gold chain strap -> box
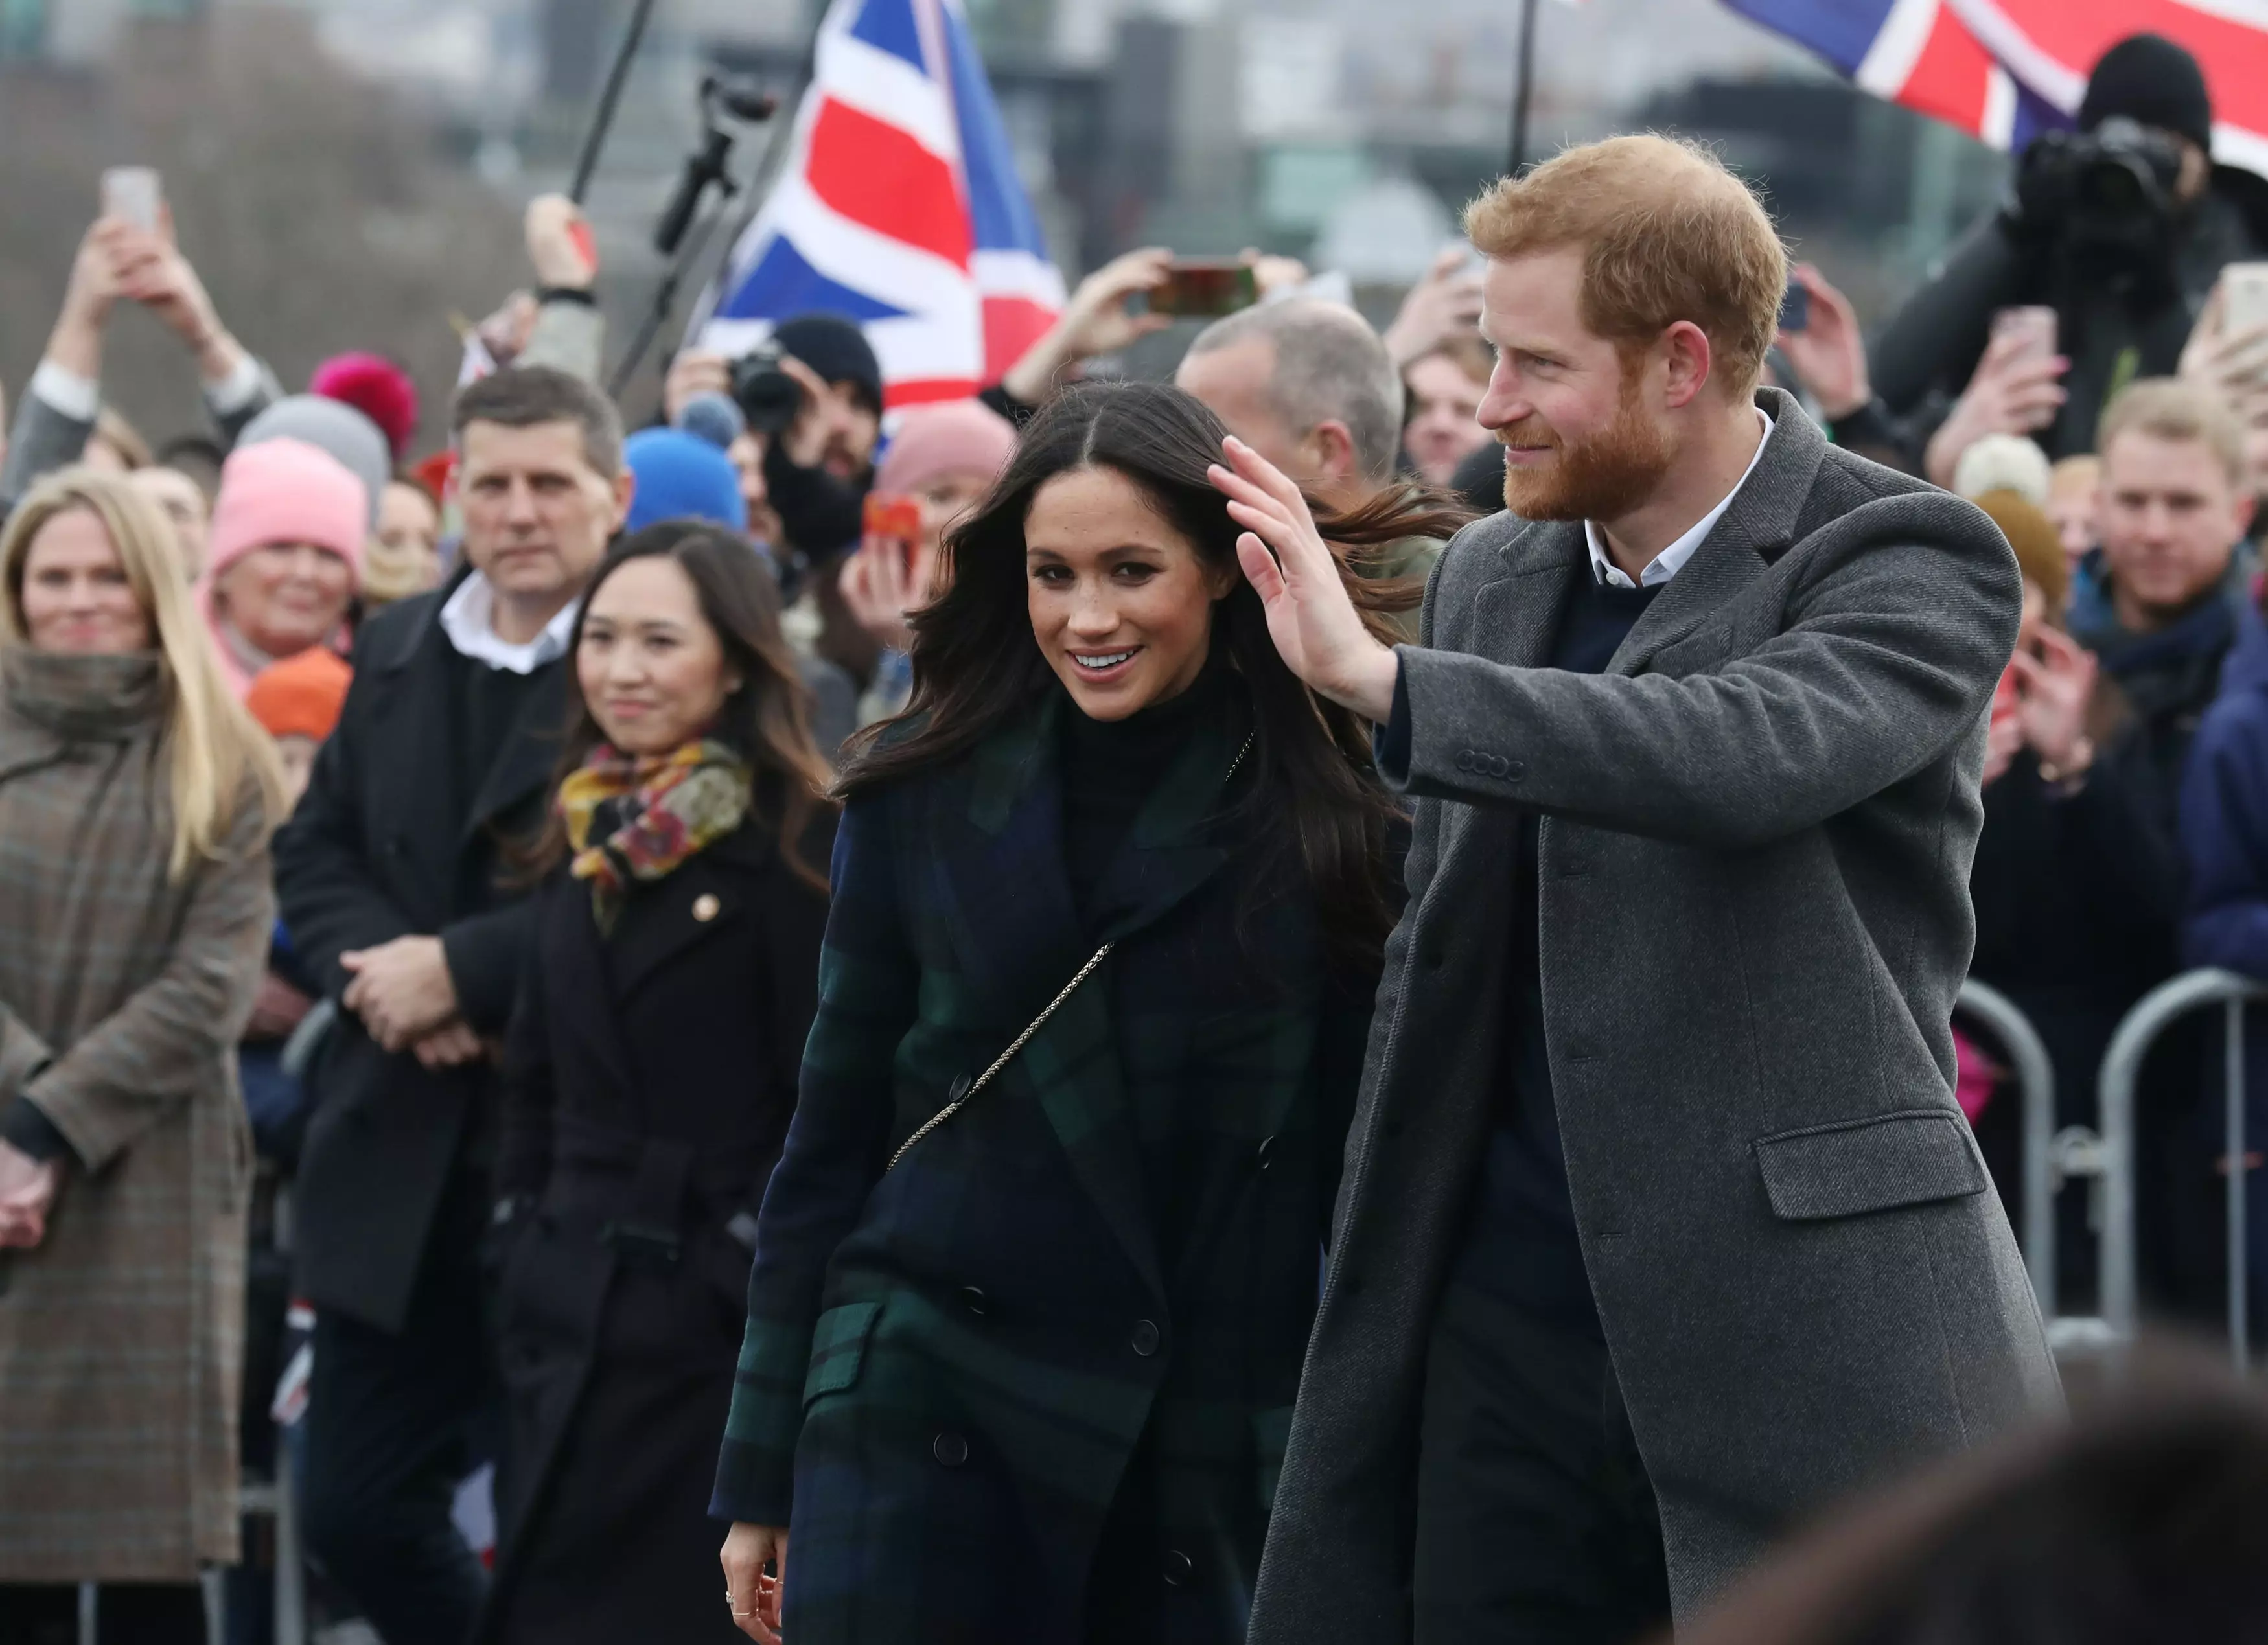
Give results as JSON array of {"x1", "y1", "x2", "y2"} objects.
[{"x1": 882, "y1": 729, "x2": 1256, "y2": 1176}]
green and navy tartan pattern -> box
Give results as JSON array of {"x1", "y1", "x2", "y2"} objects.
[{"x1": 712, "y1": 690, "x2": 1378, "y2": 1642}]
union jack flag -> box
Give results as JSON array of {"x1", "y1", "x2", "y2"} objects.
[
  {"x1": 693, "y1": 0, "x2": 1065, "y2": 409},
  {"x1": 1726, "y1": 0, "x2": 2268, "y2": 177}
]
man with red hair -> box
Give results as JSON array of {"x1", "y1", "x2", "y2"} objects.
[{"x1": 1222, "y1": 135, "x2": 2058, "y2": 1644}]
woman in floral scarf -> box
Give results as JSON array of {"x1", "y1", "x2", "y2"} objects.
[{"x1": 482, "y1": 522, "x2": 835, "y2": 1645}]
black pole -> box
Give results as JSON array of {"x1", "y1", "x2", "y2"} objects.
[
  {"x1": 1508, "y1": 0, "x2": 1540, "y2": 178},
  {"x1": 570, "y1": 0, "x2": 663, "y2": 204}
]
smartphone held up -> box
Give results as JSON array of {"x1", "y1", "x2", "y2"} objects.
[
  {"x1": 864, "y1": 494, "x2": 924, "y2": 575},
  {"x1": 101, "y1": 166, "x2": 162, "y2": 233},
  {"x1": 1145, "y1": 259, "x2": 1259, "y2": 320},
  {"x1": 1991, "y1": 305, "x2": 2059, "y2": 365}
]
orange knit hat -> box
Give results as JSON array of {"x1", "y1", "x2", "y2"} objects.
[{"x1": 246, "y1": 646, "x2": 353, "y2": 743}]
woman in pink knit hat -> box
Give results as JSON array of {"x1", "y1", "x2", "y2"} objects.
[{"x1": 198, "y1": 436, "x2": 366, "y2": 696}]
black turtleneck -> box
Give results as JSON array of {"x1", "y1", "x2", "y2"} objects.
[{"x1": 1057, "y1": 655, "x2": 1229, "y2": 932}]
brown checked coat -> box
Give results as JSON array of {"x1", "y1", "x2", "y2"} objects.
[{"x1": 0, "y1": 649, "x2": 273, "y2": 1583}]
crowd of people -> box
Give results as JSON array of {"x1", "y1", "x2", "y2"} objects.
[{"x1": 1, "y1": 26, "x2": 2267, "y2": 1645}]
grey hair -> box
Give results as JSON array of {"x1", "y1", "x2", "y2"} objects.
[{"x1": 1184, "y1": 298, "x2": 1406, "y2": 484}]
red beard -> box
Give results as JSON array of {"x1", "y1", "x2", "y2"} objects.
[{"x1": 1498, "y1": 380, "x2": 1674, "y2": 522}]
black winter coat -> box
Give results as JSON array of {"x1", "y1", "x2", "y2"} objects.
[
  {"x1": 480, "y1": 811, "x2": 833, "y2": 1645},
  {"x1": 275, "y1": 580, "x2": 567, "y2": 1333}
]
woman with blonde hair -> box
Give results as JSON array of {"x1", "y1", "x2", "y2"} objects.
[{"x1": 0, "y1": 468, "x2": 284, "y2": 1641}]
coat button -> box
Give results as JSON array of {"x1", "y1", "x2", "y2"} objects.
[
  {"x1": 1161, "y1": 1548, "x2": 1192, "y2": 1586},
  {"x1": 1505, "y1": 759, "x2": 1525, "y2": 781},
  {"x1": 692, "y1": 893, "x2": 721, "y2": 922},
  {"x1": 1454, "y1": 749, "x2": 1474, "y2": 772},
  {"x1": 1255, "y1": 1135, "x2": 1274, "y2": 1172},
  {"x1": 932, "y1": 1432, "x2": 968, "y2": 1467},
  {"x1": 961, "y1": 1285, "x2": 988, "y2": 1318},
  {"x1": 1130, "y1": 1320, "x2": 1161, "y2": 1357},
  {"x1": 948, "y1": 1072, "x2": 973, "y2": 1103}
]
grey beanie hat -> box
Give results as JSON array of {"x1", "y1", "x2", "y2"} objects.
[{"x1": 238, "y1": 395, "x2": 390, "y2": 531}]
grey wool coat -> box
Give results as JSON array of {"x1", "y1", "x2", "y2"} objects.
[
  {"x1": 1249, "y1": 390, "x2": 2061, "y2": 1639},
  {"x1": 0, "y1": 650, "x2": 273, "y2": 1582}
]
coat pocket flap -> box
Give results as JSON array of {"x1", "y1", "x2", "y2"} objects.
[
  {"x1": 1753, "y1": 1110, "x2": 1985, "y2": 1221},
  {"x1": 802, "y1": 1300, "x2": 883, "y2": 1405}
]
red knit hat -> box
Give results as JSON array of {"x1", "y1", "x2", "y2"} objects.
[
  {"x1": 245, "y1": 645, "x2": 353, "y2": 743},
  {"x1": 310, "y1": 353, "x2": 421, "y2": 461}
]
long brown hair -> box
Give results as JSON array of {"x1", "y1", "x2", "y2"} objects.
[
  {"x1": 524, "y1": 522, "x2": 835, "y2": 891},
  {"x1": 841, "y1": 379, "x2": 1472, "y2": 958}
]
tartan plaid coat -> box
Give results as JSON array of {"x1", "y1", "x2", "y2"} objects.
[{"x1": 713, "y1": 687, "x2": 1381, "y2": 1644}]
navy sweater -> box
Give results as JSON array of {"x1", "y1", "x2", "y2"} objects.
[{"x1": 1450, "y1": 570, "x2": 1661, "y2": 1333}]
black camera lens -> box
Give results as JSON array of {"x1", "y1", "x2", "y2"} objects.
[{"x1": 730, "y1": 340, "x2": 805, "y2": 435}]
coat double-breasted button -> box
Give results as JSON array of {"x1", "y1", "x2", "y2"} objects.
[
  {"x1": 932, "y1": 1432, "x2": 969, "y2": 1467},
  {"x1": 1255, "y1": 1135, "x2": 1275, "y2": 1172},
  {"x1": 947, "y1": 1072, "x2": 973, "y2": 1103},
  {"x1": 1161, "y1": 1549, "x2": 1193, "y2": 1586},
  {"x1": 1129, "y1": 1319, "x2": 1161, "y2": 1357},
  {"x1": 692, "y1": 893, "x2": 721, "y2": 922},
  {"x1": 961, "y1": 1285, "x2": 989, "y2": 1318}
]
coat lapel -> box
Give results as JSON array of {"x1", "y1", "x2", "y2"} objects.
[
  {"x1": 548, "y1": 877, "x2": 640, "y2": 1109},
  {"x1": 1607, "y1": 389, "x2": 1827, "y2": 679},
  {"x1": 363, "y1": 605, "x2": 471, "y2": 925},
  {"x1": 1428, "y1": 520, "x2": 1584, "y2": 889},
  {"x1": 605, "y1": 829, "x2": 770, "y2": 1004}
]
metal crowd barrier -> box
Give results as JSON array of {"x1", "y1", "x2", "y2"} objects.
[
  {"x1": 2096, "y1": 967, "x2": 2262, "y2": 1372},
  {"x1": 1954, "y1": 980, "x2": 2061, "y2": 1315},
  {"x1": 1965, "y1": 968, "x2": 2261, "y2": 1371}
]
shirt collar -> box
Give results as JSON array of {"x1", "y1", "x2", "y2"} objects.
[
  {"x1": 1584, "y1": 408, "x2": 1775, "y2": 591},
  {"x1": 438, "y1": 571, "x2": 580, "y2": 674}
]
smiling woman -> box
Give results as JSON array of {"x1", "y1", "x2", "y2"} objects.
[
  {"x1": 710, "y1": 382, "x2": 1468, "y2": 1645},
  {"x1": 198, "y1": 437, "x2": 367, "y2": 698},
  {"x1": 484, "y1": 521, "x2": 835, "y2": 1645},
  {"x1": 0, "y1": 467, "x2": 284, "y2": 1612}
]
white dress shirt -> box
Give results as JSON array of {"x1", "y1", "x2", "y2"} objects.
[
  {"x1": 1582, "y1": 408, "x2": 1776, "y2": 590},
  {"x1": 439, "y1": 571, "x2": 580, "y2": 674}
]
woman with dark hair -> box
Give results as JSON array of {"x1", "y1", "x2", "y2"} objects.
[
  {"x1": 715, "y1": 380, "x2": 1468, "y2": 1644},
  {"x1": 480, "y1": 522, "x2": 837, "y2": 1645}
]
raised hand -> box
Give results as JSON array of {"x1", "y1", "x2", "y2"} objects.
[
  {"x1": 526, "y1": 194, "x2": 599, "y2": 292},
  {"x1": 1208, "y1": 434, "x2": 1399, "y2": 722},
  {"x1": 44, "y1": 218, "x2": 138, "y2": 380},
  {"x1": 2181, "y1": 276, "x2": 2268, "y2": 404},
  {"x1": 2010, "y1": 625, "x2": 2098, "y2": 779},
  {"x1": 1924, "y1": 328, "x2": 2068, "y2": 489},
  {"x1": 1383, "y1": 245, "x2": 1487, "y2": 369},
  {"x1": 664, "y1": 347, "x2": 735, "y2": 426},
  {"x1": 840, "y1": 530, "x2": 935, "y2": 654},
  {"x1": 1774, "y1": 263, "x2": 1871, "y2": 420},
  {"x1": 1001, "y1": 248, "x2": 1175, "y2": 404}
]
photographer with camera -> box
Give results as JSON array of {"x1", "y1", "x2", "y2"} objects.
[
  {"x1": 1870, "y1": 34, "x2": 2268, "y2": 463},
  {"x1": 665, "y1": 315, "x2": 886, "y2": 684}
]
